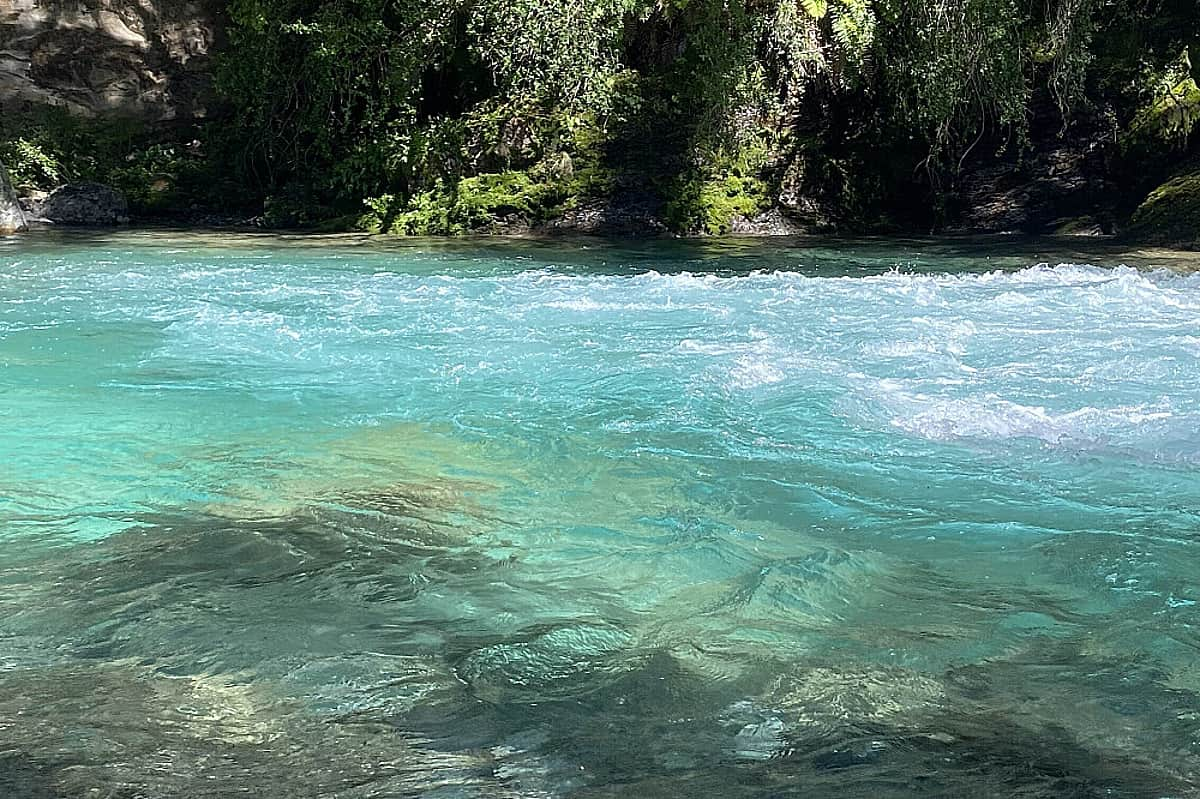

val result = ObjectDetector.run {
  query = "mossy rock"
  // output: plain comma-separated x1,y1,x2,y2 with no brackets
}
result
665,174,770,236
1052,216,1106,236
359,160,615,236
386,171,567,235
1125,164,1200,247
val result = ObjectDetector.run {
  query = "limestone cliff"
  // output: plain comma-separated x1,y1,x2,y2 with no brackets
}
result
0,0,222,120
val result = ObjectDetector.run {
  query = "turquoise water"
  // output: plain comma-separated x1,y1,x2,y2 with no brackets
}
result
2,231,1200,797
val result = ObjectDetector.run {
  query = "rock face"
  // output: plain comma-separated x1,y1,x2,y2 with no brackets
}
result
951,108,1118,235
954,143,1114,234
0,0,223,120
730,208,808,236
540,192,669,237
0,160,29,233
36,182,129,225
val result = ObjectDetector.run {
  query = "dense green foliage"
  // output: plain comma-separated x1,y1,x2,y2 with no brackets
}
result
3,0,1198,238
0,110,251,217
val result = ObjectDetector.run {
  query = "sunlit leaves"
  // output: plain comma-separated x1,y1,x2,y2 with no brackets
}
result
800,0,828,18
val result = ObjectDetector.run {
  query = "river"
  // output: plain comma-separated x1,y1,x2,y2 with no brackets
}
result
2,231,1198,797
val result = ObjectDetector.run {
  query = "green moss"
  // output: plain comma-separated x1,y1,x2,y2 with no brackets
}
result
456,171,562,226
382,171,558,235
359,151,614,236
659,124,775,235
665,174,770,235
1124,164,1200,247
1053,216,1104,235
1128,77,1200,145
348,107,618,236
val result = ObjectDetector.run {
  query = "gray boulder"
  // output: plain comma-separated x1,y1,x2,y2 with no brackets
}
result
0,160,28,233
39,182,130,226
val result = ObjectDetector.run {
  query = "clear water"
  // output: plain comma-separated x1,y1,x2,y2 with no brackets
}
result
2,231,1200,798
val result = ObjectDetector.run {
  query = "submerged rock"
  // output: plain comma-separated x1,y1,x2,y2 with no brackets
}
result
0,660,507,798
36,182,129,226
456,624,635,702
760,664,947,737
0,159,27,233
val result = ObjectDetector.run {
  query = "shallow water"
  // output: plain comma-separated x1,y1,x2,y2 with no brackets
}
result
2,231,1200,797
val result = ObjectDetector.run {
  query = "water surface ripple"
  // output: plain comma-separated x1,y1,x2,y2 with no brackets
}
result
2,233,1199,797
